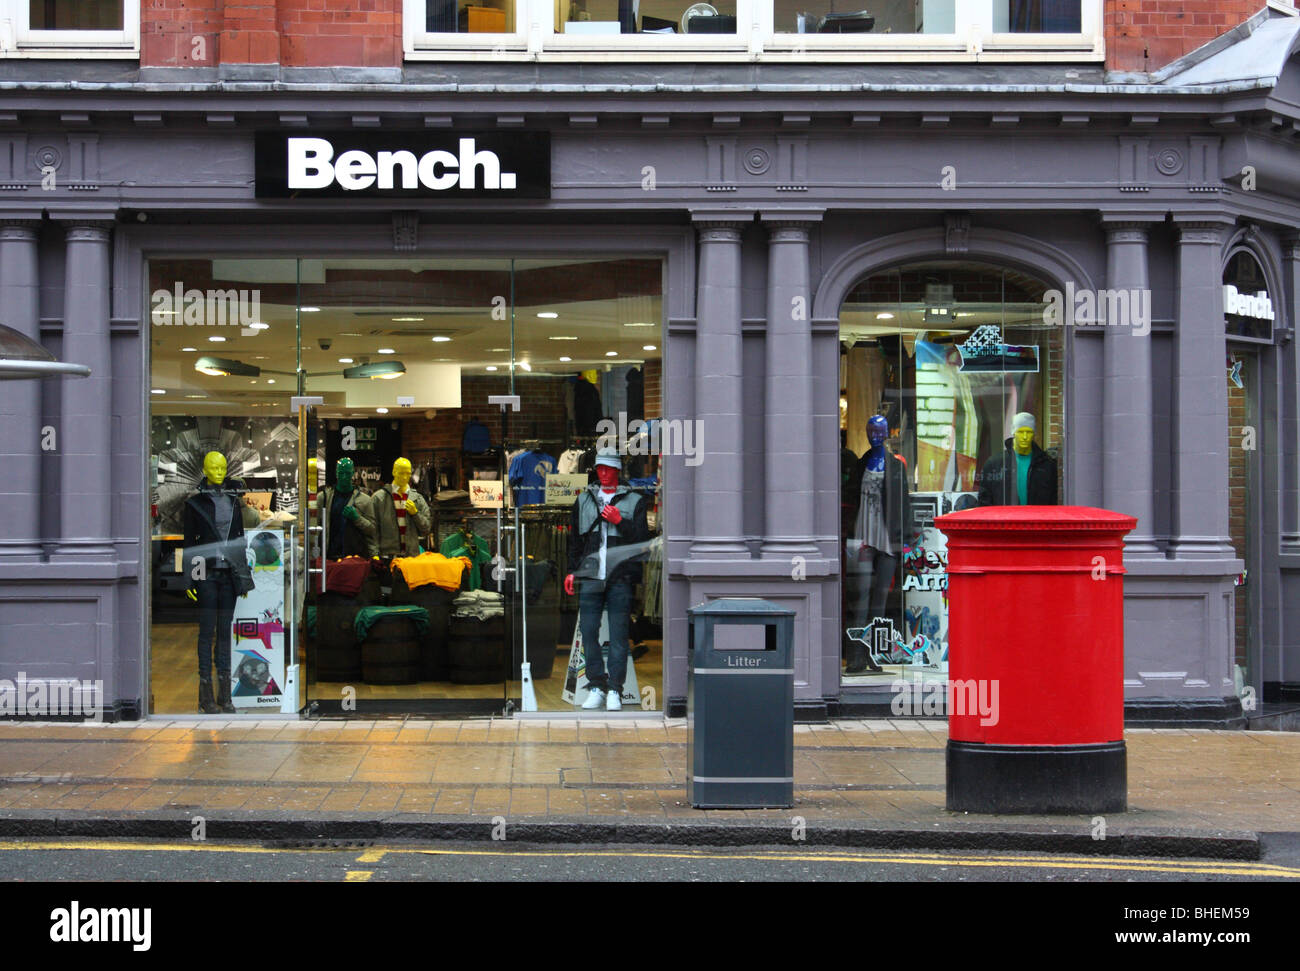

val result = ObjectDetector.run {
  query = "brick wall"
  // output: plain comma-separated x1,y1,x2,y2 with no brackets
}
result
1106,0,1263,73
644,358,662,418
142,0,402,68
1227,353,1250,668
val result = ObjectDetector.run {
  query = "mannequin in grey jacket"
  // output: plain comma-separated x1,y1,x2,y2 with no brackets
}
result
373,457,432,557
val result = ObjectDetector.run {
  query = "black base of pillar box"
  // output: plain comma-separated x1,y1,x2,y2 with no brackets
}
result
946,740,1127,814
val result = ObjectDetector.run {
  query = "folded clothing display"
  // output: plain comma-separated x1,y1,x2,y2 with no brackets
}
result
324,556,376,597
479,558,554,604
453,589,504,621
392,552,470,592
353,605,430,642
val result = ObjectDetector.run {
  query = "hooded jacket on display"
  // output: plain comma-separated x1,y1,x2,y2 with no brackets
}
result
567,484,650,585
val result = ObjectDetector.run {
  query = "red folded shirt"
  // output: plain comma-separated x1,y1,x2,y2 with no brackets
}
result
324,557,374,597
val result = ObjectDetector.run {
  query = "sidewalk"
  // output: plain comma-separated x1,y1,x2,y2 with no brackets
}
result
1,718,1297,859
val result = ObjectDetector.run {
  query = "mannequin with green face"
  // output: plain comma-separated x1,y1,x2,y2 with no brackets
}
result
321,456,378,558
374,456,431,557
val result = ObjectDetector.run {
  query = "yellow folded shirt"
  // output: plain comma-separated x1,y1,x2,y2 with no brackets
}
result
393,553,470,592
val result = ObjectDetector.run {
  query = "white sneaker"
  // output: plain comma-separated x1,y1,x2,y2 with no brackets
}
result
581,688,606,710
606,690,623,711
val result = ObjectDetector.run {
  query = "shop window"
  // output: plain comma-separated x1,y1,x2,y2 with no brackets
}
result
993,0,1080,32
148,256,665,716
771,0,951,36
557,0,737,35
422,0,516,33
838,261,1063,689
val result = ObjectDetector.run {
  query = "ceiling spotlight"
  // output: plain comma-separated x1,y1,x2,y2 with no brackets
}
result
559,356,572,362
377,347,396,354
606,351,618,357
642,345,657,351
376,407,389,414
431,336,452,342
181,346,198,352
208,335,226,343
519,361,531,372
338,357,354,364
623,322,655,327
343,361,406,380
485,365,498,372
300,306,321,313
247,322,269,330
876,312,895,320
150,388,166,395
537,312,558,319
266,379,275,385
392,317,425,323
195,355,260,378
548,336,578,341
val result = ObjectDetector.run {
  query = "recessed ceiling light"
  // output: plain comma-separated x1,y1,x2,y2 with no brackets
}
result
392,317,425,323
339,331,362,336
876,312,895,320
431,336,452,342
338,357,354,364
623,322,655,327
485,365,498,371
181,346,197,352
376,407,389,414
300,306,321,313
266,379,275,385
559,356,572,362
150,388,165,395
537,312,558,319
606,351,618,357
208,335,226,342
642,345,657,351
184,394,206,399
487,347,509,352
247,322,269,330
548,335,578,341
377,348,396,354
519,361,531,372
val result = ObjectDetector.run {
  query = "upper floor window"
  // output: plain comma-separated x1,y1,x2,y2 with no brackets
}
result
2,0,139,53
405,0,1099,56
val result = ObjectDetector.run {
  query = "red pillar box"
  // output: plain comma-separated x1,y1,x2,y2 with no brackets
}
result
934,506,1136,814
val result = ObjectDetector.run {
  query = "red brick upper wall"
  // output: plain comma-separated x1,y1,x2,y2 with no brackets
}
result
1106,0,1265,73
142,0,401,68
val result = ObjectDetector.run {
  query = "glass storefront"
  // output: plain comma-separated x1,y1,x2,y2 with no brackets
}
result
837,260,1063,690
148,256,665,716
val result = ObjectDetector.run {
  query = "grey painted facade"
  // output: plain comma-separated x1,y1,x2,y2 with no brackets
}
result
1,17,1299,725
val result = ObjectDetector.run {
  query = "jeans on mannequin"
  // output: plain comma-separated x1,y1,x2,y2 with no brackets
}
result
846,548,897,629
578,579,633,697
195,569,238,683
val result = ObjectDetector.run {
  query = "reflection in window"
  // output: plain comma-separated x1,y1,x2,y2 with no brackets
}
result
773,0,953,35
425,0,516,32
30,0,123,29
994,0,1081,32
557,0,737,34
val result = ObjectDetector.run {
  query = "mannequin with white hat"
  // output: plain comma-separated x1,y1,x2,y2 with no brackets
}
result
565,447,650,711
976,411,1058,507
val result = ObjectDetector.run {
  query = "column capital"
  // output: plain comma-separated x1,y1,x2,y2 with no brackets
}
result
1281,235,1300,262
61,222,114,242
759,209,824,229
0,220,39,240
1104,224,1153,245
1171,213,1236,244
1099,212,1164,228
691,209,754,233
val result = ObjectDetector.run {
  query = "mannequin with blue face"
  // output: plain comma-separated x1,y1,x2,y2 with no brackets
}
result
865,414,889,472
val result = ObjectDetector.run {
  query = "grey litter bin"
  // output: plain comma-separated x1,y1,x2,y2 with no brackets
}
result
687,598,795,809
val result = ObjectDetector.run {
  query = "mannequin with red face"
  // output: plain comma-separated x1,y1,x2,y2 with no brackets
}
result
564,462,622,596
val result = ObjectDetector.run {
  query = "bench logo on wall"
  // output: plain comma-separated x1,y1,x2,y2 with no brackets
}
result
255,132,552,199
229,531,287,708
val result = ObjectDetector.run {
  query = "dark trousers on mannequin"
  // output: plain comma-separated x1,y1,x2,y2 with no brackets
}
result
578,579,632,696
195,569,238,687
845,548,897,668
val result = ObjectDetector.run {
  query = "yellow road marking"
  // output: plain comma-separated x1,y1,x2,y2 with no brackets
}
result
1,839,1294,879
344,871,373,882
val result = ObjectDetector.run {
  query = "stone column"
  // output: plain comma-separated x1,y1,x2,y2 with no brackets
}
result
1168,219,1236,560
55,222,114,559
0,221,43,559
690,214,749,558
760,212,821,555
1282,236,1300,551
1101,218,1160,555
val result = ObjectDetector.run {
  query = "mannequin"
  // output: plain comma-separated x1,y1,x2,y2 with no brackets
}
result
184,451,255,714
977,412,1059,507
843,415,910,674
564,448,649,711
319,457,378,559
374,457,432,557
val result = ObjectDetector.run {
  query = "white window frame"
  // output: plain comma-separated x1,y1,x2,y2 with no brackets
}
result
402,0,1102,61
1,0,139,57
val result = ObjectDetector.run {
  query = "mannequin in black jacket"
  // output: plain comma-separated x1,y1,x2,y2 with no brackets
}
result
843,416,910,674
183,452,255,714
976,412,1058,506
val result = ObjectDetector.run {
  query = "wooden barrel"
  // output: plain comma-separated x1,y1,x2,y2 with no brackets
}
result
361,616,422,685
447,615,508,684
390,574,455,681
314,594,362,682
